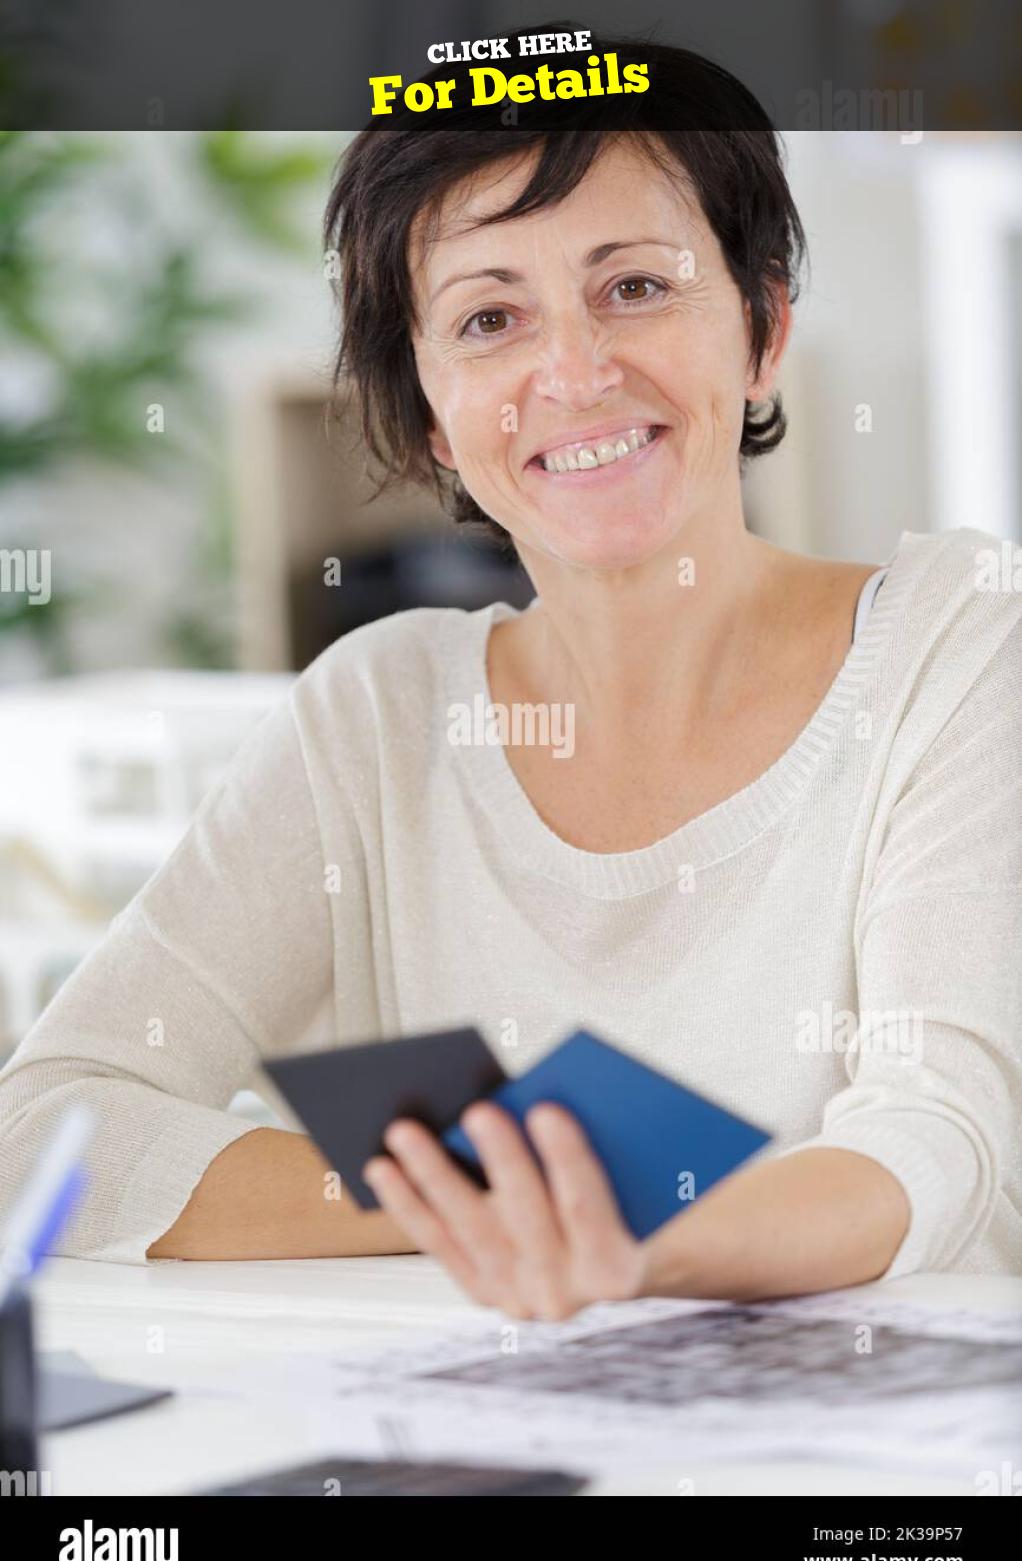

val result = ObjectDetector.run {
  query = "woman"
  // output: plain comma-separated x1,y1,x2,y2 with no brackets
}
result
1,40,1019,1322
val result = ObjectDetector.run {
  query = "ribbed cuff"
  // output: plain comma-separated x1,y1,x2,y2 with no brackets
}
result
774,1121,971,1281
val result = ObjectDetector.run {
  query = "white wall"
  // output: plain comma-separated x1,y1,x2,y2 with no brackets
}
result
747,131,933,564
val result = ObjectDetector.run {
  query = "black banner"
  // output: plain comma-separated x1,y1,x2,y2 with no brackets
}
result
0,1492,1015,1543
0,0,1019,131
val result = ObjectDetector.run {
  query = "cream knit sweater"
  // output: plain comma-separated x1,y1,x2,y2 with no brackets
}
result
1,525,1019,1276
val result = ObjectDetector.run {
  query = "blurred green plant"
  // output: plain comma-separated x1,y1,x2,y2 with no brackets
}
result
0,578,117,678
197,131,333,252
0,129,333,672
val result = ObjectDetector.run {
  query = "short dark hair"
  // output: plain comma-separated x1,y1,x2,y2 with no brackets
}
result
323,28,808,549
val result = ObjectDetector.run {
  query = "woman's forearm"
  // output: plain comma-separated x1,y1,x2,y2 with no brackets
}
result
639,1146,912,1301
148,1132,909,1294
146,1127,419,1260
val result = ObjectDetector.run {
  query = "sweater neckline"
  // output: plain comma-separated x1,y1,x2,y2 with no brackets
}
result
443,530,923,899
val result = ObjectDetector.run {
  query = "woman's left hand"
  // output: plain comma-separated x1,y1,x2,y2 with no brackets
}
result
362,1101,646,1321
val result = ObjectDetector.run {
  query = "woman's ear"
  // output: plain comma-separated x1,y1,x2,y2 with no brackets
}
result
744,282,793,402
426,421,456,471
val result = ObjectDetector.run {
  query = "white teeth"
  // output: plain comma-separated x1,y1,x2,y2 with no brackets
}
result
540,426,656,473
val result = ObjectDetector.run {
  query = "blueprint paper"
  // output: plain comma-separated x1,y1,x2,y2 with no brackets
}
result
268,1294,1022,1481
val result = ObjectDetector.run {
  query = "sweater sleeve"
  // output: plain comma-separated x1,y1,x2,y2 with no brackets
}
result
0,689,340,1265
785,608,1022,1280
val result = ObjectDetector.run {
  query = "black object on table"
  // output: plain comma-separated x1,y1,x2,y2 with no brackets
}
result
202,1456,587,1497
0,1283,37,1483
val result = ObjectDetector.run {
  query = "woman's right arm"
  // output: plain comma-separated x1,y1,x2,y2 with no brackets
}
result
146,1127,416,1259
0,687,415,1264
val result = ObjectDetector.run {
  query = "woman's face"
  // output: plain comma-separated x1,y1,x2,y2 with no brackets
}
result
409,138,789,573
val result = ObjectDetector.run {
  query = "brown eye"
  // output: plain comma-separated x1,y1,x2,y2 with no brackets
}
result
614,276,664,303
467,308,508,336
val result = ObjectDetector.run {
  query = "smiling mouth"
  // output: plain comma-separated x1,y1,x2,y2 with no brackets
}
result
529,424,665,474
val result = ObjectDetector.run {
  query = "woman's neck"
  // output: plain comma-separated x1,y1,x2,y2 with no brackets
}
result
503,522,788,750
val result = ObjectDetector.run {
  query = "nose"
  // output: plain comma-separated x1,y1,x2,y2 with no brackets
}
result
531,311,625,410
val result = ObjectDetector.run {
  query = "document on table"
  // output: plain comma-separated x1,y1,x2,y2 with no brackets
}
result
262,1292,1022,1481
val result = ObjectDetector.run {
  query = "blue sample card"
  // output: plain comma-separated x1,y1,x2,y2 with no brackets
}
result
443,1030,771,1241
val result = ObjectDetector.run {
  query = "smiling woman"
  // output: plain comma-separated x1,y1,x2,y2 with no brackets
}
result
327,95,804,556
0,29,1020,1322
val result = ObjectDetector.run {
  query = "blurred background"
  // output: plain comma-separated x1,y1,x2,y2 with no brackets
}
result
1,126,1020,1066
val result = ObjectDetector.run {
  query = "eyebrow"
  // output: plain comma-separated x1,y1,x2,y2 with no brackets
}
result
427,238,681,307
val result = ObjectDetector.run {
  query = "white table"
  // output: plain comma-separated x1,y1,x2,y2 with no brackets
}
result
33,1257,1022,1497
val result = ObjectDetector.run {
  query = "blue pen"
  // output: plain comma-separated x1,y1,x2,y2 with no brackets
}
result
0,1104,94,1306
